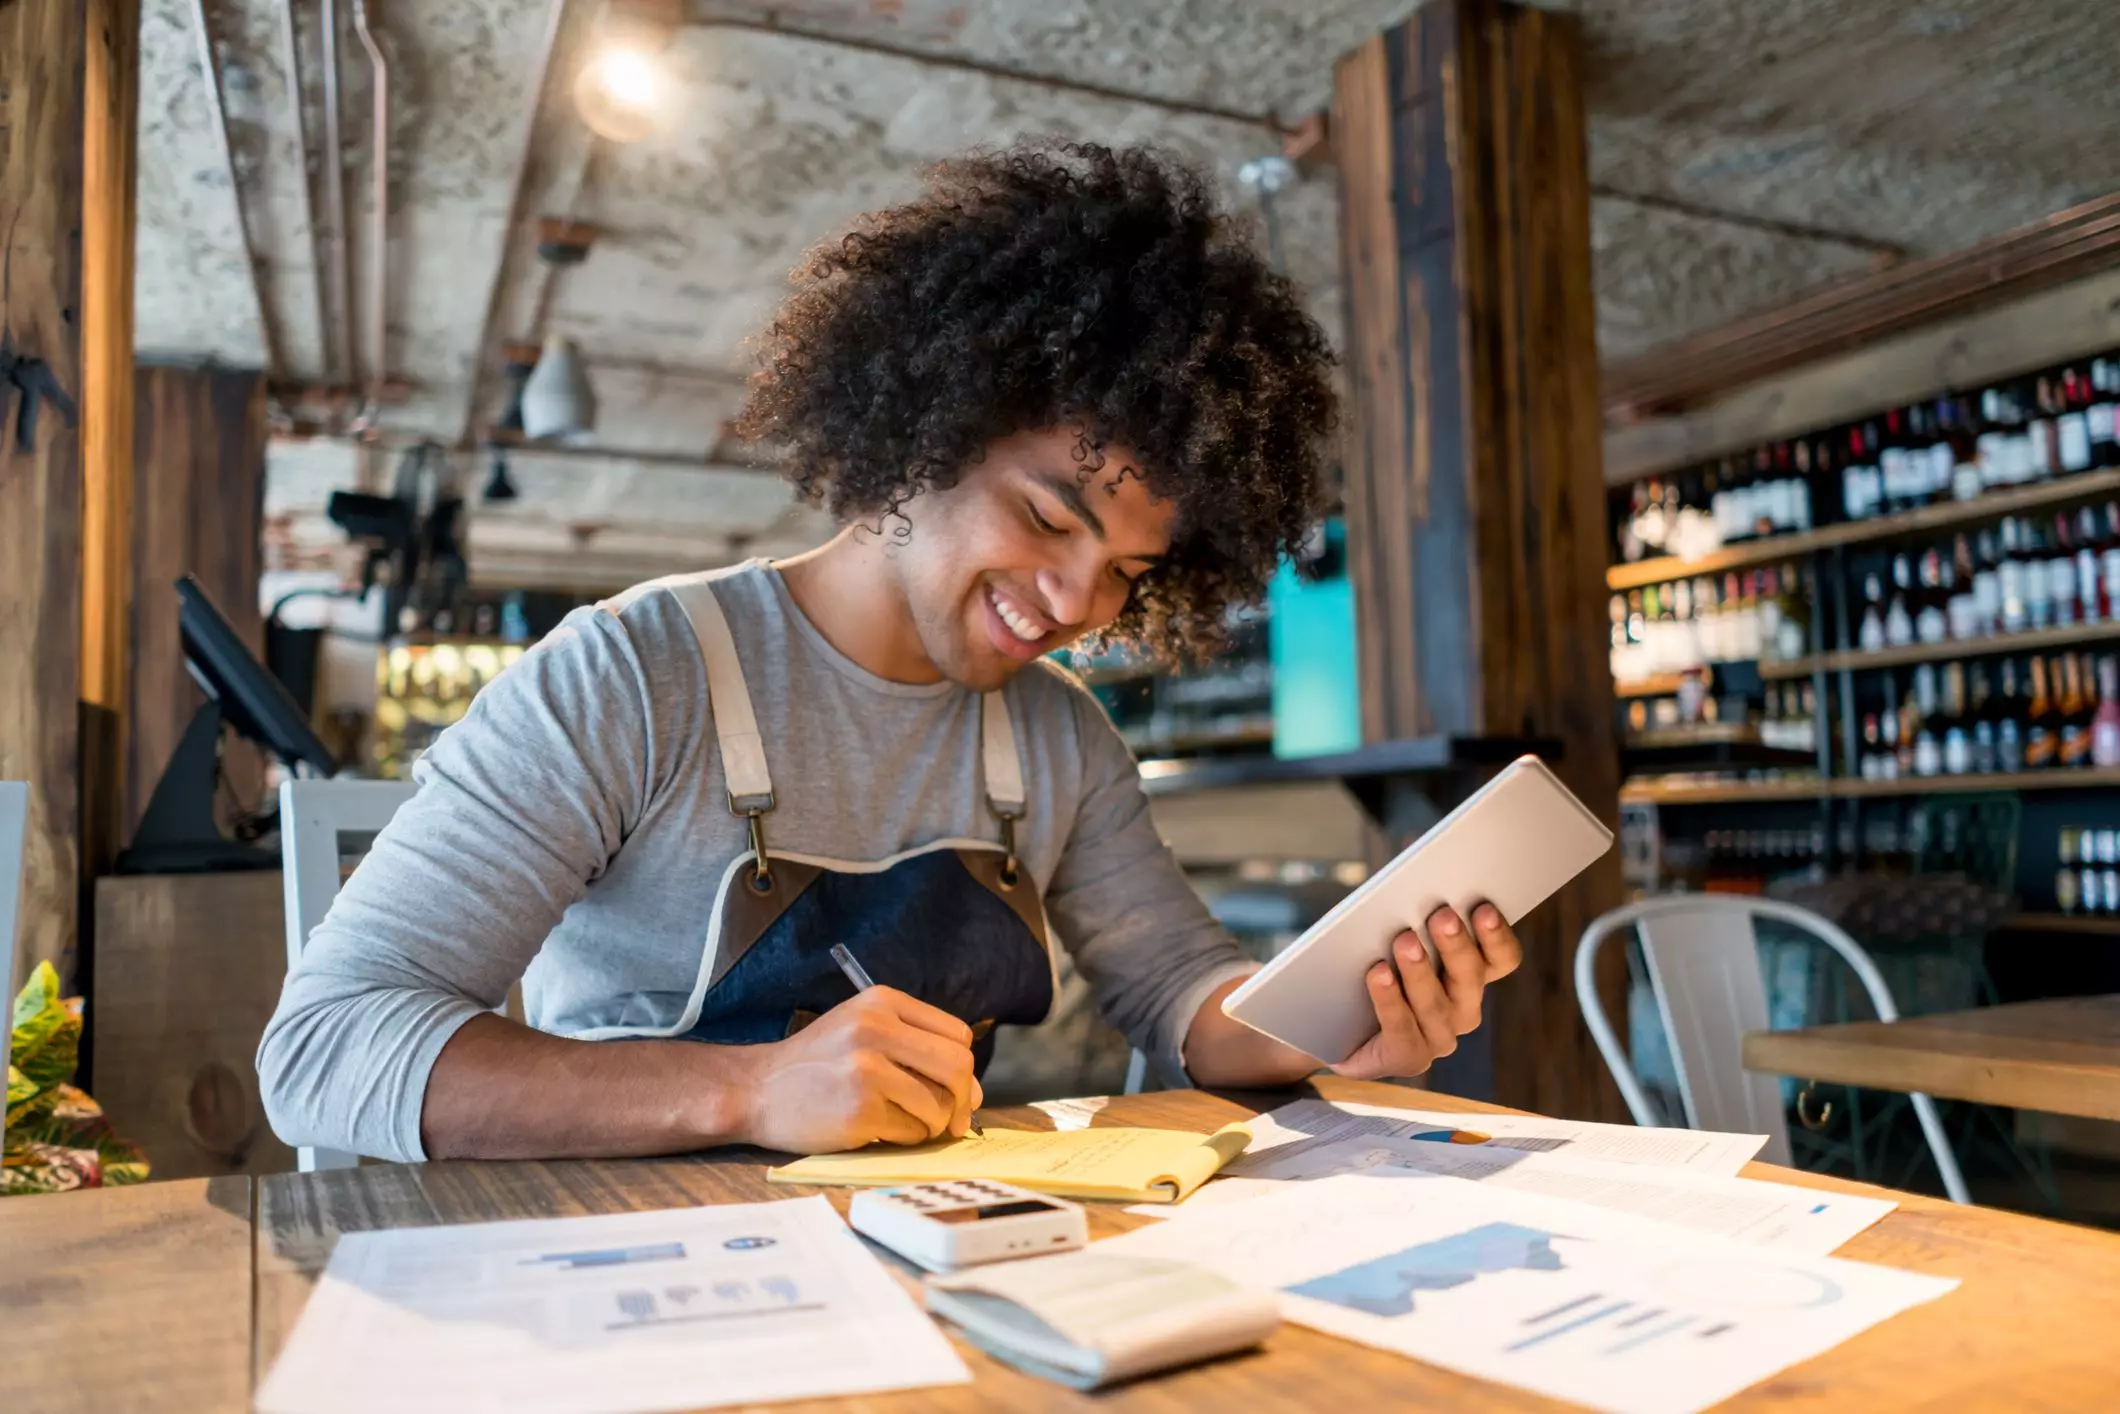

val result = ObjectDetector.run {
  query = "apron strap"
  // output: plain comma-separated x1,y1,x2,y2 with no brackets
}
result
981,690,1026,820
664,576,775,812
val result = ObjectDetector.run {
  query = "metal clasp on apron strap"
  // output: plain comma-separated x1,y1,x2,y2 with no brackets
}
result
731,790,777,893
988,797,1024,889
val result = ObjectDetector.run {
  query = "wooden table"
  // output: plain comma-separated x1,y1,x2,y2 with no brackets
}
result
1743,994,2120,1121
0,1175,254,1414
16,1078,2120,1411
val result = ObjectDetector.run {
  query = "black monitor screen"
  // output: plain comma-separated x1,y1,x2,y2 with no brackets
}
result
177,575,337,775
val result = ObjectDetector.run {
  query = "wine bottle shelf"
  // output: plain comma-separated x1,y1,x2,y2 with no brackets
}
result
1620,766,2120,806
1759,619,2120,681
1613,672,1693,700
1608,465,2120,592
2000,912,2120,936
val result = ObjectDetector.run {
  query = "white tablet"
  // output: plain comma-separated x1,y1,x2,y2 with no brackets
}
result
1219,756,1613,1064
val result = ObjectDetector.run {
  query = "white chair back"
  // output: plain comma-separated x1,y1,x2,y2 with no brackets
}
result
1576,894,1970,1205
279,778,418,1171
1,782,28,1081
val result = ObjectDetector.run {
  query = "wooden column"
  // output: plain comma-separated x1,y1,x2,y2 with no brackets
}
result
1335,0,1626,1119
128,365,270,837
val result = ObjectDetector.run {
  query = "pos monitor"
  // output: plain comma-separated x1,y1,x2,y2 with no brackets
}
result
116,576,339,874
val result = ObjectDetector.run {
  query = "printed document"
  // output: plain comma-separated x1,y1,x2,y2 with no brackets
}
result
254,1196,969,1414
1137,1136,1894,1256
1101,1173,1955,1414
1228,1098,1766,1178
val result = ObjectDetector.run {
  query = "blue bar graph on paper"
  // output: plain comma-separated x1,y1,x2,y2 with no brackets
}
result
523,1242,687,1270
1504,1301,1634,1352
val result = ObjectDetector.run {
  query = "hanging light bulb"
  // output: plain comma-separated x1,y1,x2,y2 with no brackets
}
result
482,451,518,503
520,335,596,443
572,0,681,142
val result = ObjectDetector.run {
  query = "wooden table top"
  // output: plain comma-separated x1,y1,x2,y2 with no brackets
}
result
1743,993,2120,1122
244,1076,2120,1413
0,1174,254,1414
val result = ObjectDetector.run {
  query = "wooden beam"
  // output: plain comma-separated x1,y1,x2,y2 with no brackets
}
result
1334,0,1625,1120
128,367,270,838
0,1,90,989
1603,191,2120,419
80,0,141,897
1606,263,2120,483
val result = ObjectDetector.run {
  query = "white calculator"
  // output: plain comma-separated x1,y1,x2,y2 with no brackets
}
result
847,1180,1089,1273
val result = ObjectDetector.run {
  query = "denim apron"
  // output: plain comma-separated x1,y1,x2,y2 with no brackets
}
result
658,576,1057,1073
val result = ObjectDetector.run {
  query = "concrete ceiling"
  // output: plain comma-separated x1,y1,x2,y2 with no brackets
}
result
137,0,2120,590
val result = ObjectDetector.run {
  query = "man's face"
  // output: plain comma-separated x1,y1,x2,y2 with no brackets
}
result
886,427,1175,692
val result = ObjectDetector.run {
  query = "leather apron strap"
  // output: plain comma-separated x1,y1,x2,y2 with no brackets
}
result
664,572,1028,841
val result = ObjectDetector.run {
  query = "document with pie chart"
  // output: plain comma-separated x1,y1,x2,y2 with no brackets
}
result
1100,1172,1956,1414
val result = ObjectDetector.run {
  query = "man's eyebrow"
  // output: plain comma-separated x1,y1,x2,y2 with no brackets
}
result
1036,471,1108,540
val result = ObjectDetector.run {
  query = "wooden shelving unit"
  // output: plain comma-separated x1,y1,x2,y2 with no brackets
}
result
1613,672,1692,699
1622,766,2120,806
1758,619,2120,681
1608,466,2120,592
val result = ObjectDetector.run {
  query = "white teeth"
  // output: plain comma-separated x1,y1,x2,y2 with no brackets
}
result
990,588,1043,642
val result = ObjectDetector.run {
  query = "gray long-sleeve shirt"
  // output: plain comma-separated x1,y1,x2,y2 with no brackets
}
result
257,562,1254,1161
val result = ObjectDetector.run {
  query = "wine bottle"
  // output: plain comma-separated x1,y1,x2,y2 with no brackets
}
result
1978,390,2011,490
1915,546,1949,645
2059,653,2092,769
2059,368,2094,474
1885,553,1916,647
1997,657,2025,771
2077,505,2105,625
2028,376,2059,481
1999,517,2030,634
1973,526,2003,636
1969,661,1998,773
1774,561,1809,661
1911,663,1944,777
1947,533,1981,640
2024,518,2055,631
1879,409,1913,513
1941,661,1972,776
1860,711,1886,780
2025,655,2059,769
1946,395,1982,501
1841,427,1873,522
2090,359,2119,469
2058,829,2082,915
2049,512,2080,628
2094,654,2120,768
1858,572,1887,652
1878,674,1905,779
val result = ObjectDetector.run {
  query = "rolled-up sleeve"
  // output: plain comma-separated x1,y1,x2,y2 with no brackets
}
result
256,604,656,1162
1040,689,1256,1082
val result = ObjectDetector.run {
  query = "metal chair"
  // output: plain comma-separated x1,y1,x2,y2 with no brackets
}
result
2,782,27,1073
278,778,419,1171
1575,894,1970,1205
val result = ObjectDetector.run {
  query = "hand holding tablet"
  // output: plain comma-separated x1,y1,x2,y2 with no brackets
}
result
1220,757,1614,1067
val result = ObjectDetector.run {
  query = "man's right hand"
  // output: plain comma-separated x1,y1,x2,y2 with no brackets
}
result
731,986,982,1155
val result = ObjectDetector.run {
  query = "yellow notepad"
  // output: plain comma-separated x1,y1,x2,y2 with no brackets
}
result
767,1123,1254,1204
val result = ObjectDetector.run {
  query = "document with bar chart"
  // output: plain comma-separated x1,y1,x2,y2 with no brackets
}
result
1101,1173,1956,1414
256,1195,968,1414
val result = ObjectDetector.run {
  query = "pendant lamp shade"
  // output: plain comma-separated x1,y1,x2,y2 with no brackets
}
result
520,336,595,443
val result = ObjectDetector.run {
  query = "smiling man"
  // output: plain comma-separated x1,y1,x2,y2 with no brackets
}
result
258,142,1524,1164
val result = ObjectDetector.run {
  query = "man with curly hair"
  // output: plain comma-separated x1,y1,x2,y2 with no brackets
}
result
260,142,1522,1164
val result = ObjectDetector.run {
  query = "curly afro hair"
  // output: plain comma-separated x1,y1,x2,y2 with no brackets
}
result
736,139,1338,664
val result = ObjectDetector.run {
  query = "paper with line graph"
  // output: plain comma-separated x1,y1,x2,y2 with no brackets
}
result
1226,1097,1768,1178
256,1195,967,1414
1100,1173,1955,1414
1135,1135,1896,1256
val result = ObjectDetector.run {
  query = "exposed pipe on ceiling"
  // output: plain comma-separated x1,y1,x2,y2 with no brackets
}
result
279,0,332,387
349,0,391,434
454,0,577,451
189,0,287,381
319,0,357,395
687,10,1288,133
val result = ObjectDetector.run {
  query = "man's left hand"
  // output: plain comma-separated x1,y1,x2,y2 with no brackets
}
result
1331,904,1522,1081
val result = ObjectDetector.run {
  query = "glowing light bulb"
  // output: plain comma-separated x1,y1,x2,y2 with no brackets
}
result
574,46,668,143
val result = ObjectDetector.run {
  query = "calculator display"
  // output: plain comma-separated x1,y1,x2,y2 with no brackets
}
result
932,1199,1061,1223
